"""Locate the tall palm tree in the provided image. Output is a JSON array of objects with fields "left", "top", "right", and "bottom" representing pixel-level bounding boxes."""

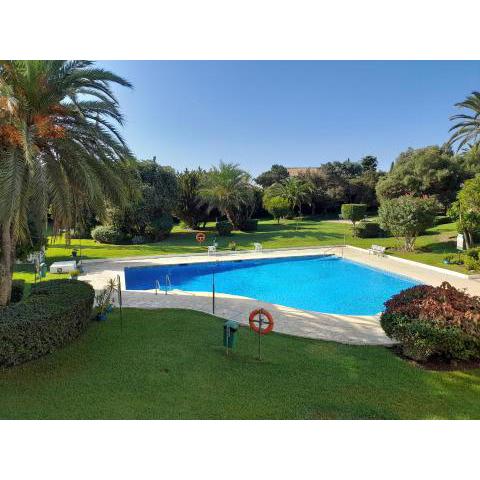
[
  {"left": 0, "top": 60, "right": 133, "bottom": 305},
  {"left": 449, "top": 91, "right": 480, "bottom": 150},
  {"left": 268, "top": 176, "right": 312, "bottom": 215},
  {"left": 199, "top": 162, "right": 255, "bottom": 228}
]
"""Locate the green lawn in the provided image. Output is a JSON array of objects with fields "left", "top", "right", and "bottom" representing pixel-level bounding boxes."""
[
  {"left": 1, "top": 308, "right": 479, "bottom": 419},
  {"left": 40, "top": 218, "right": 464, "bottom": 272}
]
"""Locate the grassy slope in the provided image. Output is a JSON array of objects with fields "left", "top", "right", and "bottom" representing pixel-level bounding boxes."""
[
  {"left": 0, "top": 308, "right": 479, "bottom": 420},
  {"left": 39, "top": 219, "right": 463, "bottom": 271}
]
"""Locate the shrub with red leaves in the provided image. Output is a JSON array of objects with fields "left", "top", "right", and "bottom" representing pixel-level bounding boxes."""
[{"left": 381, "top": 282, "right": 480, "bottom": 362}]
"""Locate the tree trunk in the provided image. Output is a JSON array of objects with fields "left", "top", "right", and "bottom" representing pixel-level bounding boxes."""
[
  {"left": 0, "top": 221, "right": 15, "bottom": 306},
  {"left": 464, "top": 230, "right": 474, "bottom": 249}
]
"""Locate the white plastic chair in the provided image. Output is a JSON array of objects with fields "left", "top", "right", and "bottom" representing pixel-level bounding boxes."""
[
  {"left": 254, "top": 242, "right": 263, "bottom": 253},
  {"left": 208, "top": 245, "right": 217, "bottom": 256}
]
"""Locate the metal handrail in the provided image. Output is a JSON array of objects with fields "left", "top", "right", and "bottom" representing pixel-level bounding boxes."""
[
  {"left": 320, "top": 245, "right": 344, "bottom": 257},
  {"left": 155, "top": 279, "right": 161, "bottom": 295},
  {"left": 165, "top": 274, "right": 172, "bottom": 295}
]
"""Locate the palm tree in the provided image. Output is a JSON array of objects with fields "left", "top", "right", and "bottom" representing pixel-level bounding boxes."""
[
  {"left": 268, "top": 177, "right": 312, "bottom": 215},
  {"left": 449, "top": 91, "right": 480, "bottom": 150},
  {"left": 199, "top": 162, "right": 255, "bottom": 228},
  {"left": 0, "top": 60, "right": 133, "bottom": 305}
]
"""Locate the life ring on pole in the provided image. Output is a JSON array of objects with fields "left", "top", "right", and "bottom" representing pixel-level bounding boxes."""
[
  {"left": 249, "top": 308, "right": 274, "bottom": 335},
  {"left": 196, "top": 232, "right": 206, "bottom": 243}
]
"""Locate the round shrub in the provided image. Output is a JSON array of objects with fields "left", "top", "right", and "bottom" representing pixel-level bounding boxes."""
[
  {"left": 341, "top": 204, "right": 367, "bottom": 225},
  {"left": 91, "top": 225, "right": 126, "bottom": 244},
  {"left": 216, "top": 221, "right": 233, "bottom": 236},
  {"left": 145, "top": 214, "right": 174, "bottom": 241},
  {"left": 0, "top": 280, "right": 95, "bottom": 367},
  {"left": 380, "top": 282, "right": 480, "bottom": 362},
  {"left": 355, "top": 221, "right": 383, "bottom": 238},
  {"left": 240, "top": 219, "right": 258, "bottom": 232}
]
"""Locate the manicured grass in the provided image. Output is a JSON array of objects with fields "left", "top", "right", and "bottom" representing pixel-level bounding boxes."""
[
  {"left": 41, "top": 218, "right": 464, "bottom": 272},
  {"left": 0, "top": 308, "right": 479, "bottom": 419}
]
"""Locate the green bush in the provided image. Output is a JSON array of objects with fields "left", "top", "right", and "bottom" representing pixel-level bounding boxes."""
[
  {"left": 434, "top": 215, "right": 452, "bottom": 226},
  {"left": 10, "top": 280, "right": 25, "bottom": 303},
  {"left": 145, "top": 214, "right": 174, "bottom": 241},
  {"left": 0, "top": 280, "right": 95, "bottom": 367},
  {"left": 263, "top": 196, "right": 290, "bottom": 223},
  {"left": 216, "top": 221, "right": 233, "bottom": 236},
  {"left": 240, "top": 219, "right": 258, "bottom": 232},
  {"left": 378, "top": 195, "right": 440, "bottom": 251},
  {"left": 464, "top": 248, "right": 480, "bottom": 260},
  {"left": 380, "top": 282, "right": 480, "bottom": 362},
  {"left": 463, "top": 255, "right": 480, "bottom": 272},
  {"left": 355, "top": 221, "right": 383, "bottom": 238},
  {"left": 91, "top": 225, "right": 126, "bottom": 244},
  {"left": 341, "top": 204, "right": 367, "bottom": 228}
]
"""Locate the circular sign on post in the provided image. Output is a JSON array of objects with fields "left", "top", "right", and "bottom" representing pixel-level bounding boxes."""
[
  {"left": 196, "top": 232, "right": 206, "bottom": 243},
  {"left": 249, "top": 308, "right": 274, "bottom": 335}
]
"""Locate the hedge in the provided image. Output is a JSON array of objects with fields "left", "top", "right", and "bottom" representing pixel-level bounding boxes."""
[
  {"left": 356, "top": 221, "right": 383, "bottom": 238},
  {"left": 0, "top": 280, "right": 95, "bottom": 367},
  {"left": 216, "top": 221, "right": 233, "bottom": 236},
  {"left": 380, "top": 282, "right": 480, "bottom": 362},
  {"left": 10, "top": 280, "right": 25, "bottom": 303}
]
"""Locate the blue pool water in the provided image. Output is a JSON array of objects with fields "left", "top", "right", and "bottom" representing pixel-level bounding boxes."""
[{"left": 125, "top": 255, "right": 418, "bottom": 315}]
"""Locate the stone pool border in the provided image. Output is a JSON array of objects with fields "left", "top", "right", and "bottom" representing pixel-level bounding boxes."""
[{"left": 79, "top": 246, "right": 480, "bottom": 346}]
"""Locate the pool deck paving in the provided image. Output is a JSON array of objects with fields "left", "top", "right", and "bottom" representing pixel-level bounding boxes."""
[{"left": 79, "top": 245, "right": 480, "bottom": 346}]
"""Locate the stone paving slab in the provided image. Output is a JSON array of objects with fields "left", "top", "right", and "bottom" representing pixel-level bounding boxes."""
[{"left": 79, "top": 245, "right": 480, "bottom": 346}]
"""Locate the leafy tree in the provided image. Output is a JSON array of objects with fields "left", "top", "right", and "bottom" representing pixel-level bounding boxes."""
[
  {"left": 199, "top": 162, "right": 255, "bottom": 229},
  {"left": 379, "top": 195, "right": 440, "bottom": 251},
  {"left": 341, "top": 203, "right": 367, "bottom": 233},
  {"left": 375, "top": 145, "right": 466, "bottom": 208},
  {"left": 174, "top": 168, "right": 208, "bottom": 229},
  {"left": 296, "top": 170, "right": 327, "bottom": 215},
  {"left": 0, "top": 60, "right": 132, "bottom": 305},
  {"left": 267, "top": 177, "right": 312, "bottom": 215},
  {"left": 263, "top": 196, "right": 290, "bottom": 223},
  {"left": 255, "top": 164, "right": 289, "bottom": 188},
  {"left": 449, "top": 91, "right": 480, "bottom": 150},
  {"left": 448, "top": 174, "right": 480, "bottom": 249},
  {"left": 457, "top": 143, "right": 480, "bottom": 176},
  {"left": 109, "top": 160, "right": 178, "bottom": 240},
  {"left": 360, "top": 155, "right": 378, "bottom": 172}
]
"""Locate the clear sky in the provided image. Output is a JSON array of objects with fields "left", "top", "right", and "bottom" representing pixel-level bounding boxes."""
[{"left": 99, "top": 61, "right": 480, "bottom": 175}]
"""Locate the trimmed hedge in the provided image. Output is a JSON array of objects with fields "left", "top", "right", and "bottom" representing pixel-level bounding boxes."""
[
  {"left": 216, "top": 221, "right": 233, "bottom": 236},
  {"left": 380, "top": 282, "right": 480, "bottom": 362},
  {"left": 356, "top": 221, "right": 383, "bottom": 238},
  {"left": 91, "top": 225, "right": 126, "bottom": 244},
  {"left": 10, "top": 280, "right": 25, "bottom": 303},
  {"left": 0, "top": 280, "right": 95, "bottom": 367}
]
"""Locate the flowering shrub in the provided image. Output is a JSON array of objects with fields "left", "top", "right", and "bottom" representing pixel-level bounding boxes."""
[{"left": 380, "top": 282, "right": 480, "bottom": 362}]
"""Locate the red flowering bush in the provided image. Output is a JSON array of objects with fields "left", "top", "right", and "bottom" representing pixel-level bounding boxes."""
[{"left": 381, "top": 282, "right": 480, "bottom": 362}]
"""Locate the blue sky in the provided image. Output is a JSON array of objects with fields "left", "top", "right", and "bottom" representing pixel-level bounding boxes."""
[{"left": 100, "top": 61, "right": 480, "bottom": 175}]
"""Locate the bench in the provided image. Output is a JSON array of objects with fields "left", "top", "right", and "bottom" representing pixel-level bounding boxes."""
[{"left": 368, "top": 245, "right": 386, "bottom": 256}]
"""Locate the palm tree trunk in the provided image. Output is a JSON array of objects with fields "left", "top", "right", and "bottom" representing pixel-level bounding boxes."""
[{"left": 0, "top": 221, "right": 15, "bottom": 306}]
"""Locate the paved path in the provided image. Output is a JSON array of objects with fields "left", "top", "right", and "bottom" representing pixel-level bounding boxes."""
[{"left": 79, "top": 246, "right": 480, "bottom": 346}]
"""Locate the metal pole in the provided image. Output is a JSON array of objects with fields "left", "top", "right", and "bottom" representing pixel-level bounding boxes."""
[
  {"left": 117, "top": 274, "right": 123, "bottom": 334},
  {"left": 212, "top": 265, "right": 215, "bottom": 314},
  {"left": 258, "top": 312, "right": 263, "bottom": 360}
]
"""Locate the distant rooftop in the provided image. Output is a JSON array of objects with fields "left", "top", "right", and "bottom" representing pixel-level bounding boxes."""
[{"left": 287, "top": 167, "right": 322, "bottom": 176}]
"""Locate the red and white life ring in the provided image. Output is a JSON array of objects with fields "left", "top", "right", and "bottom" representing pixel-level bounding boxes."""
[
  {"left": 249, "top": 308, "right": 274, "bottom": 335},
  {"left": 196, "top": 232, "right": 206, "bottom": 243}
]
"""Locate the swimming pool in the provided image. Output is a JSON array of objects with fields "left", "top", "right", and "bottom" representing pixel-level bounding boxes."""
[{"left": 124, "top": 254, "right": 418, "bottom": 315}]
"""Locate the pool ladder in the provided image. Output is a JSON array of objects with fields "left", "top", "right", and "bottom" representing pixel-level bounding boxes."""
[
  {"left": 155, "top": 275, "right": 172, "bottom": 295},
  {"left": 321, "top": 245, "right": 344, "bottom": 257}
]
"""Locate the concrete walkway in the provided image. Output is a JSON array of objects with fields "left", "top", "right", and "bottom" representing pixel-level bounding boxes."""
[{"left": 79, "top": 246, "right": 480, "bottom": 346}]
